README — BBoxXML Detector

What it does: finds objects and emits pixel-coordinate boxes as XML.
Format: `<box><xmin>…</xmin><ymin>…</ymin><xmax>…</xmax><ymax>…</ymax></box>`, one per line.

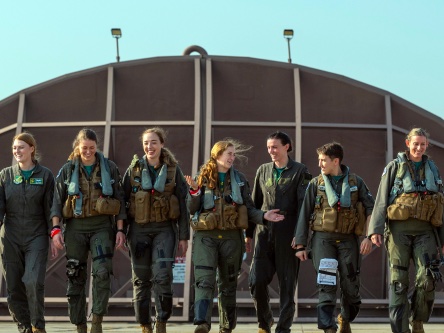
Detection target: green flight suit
<box><xmin>0</xmin><ymin>163</ymin><xmax>54</xmax><ymax>333</ymax></box>
<box><xmin>246</xmin><ymin>158</ymin><xmax>310</xmax><ymax>333</ymax></box>
<box><xmin>188</xmin><ymin>168</ymin><xmax>264</xmax><ymax>332</ymax></box>
<box><xmin>122</xmin><ymin>160</ymin><xmax>190</xmax><ymax>325</ymax></box>
<box><xmin>368</xmin><ymin>152</ymin><xmax>444</xmax><ymax>333</ymax></box>
<box><xmin>50</xmin><ymin>155</ymin><xmax>126</xmax><ymax>326</ymax></box>
<box><xmin>294</xmin><ymin>165</ymin><xmax>374</xmax><ymax>331</ymax></box>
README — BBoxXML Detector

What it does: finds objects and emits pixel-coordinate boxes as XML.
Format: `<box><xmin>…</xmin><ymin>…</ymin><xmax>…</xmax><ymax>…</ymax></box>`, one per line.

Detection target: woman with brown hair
<box><xmin>50</xmin><ymin>128</ymin><xmax>126</xmax><ymax>333</ymax></box>
<box><xmin>0</xmin><ymin>132</ymin><xmax>55</xmax><ymax>333</ymax></box>
<box><xmin>122</xmin><ymin>127</ymin><xmax>189</xmax><ymax>333</ymax></box>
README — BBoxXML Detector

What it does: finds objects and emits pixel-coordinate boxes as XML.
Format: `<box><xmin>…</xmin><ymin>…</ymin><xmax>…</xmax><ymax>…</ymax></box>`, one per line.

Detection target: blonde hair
<box><xmin>197</xmin><ymin>139</ymin><xmax>251</xmax><ymax>189</ymax></box>
<box><xmin>13</xmin><ymin>132</ymin><xmax>40</xmax><ymax>163</ymax></box>
<box><xmin>68</xmin><ymin>128</ymin><xmax>99</xmax><ymax>160</ymax></box>
<box><xmin>406</xmin><ymin>127</ymin><xmax>430</xmax><ymax>141</ymax></box>
<box><xmin>141</xmin><ymin>127</ymin><xmax>178</xmax><ymax>166</ymax></box>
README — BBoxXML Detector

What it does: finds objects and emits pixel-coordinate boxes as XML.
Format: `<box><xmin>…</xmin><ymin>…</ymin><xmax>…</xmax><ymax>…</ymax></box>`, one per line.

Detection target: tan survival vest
<box><xmin>128</xmin><ymin>160</ymin><xmax>180</xmax><ymax>223</ymax></box>
<box><xmin>191</xmin><ymin>173</ymin><xmax>248</xmax><ymax>231</ymax></box>
<box><xmin>310</xmin><ymin>174</ymin><xmax>366</xmax><ymax>235</ymax></box>
<box><xmin>387</xmin><ymin>158</ymin><xmax>443</xmax><ymax>226</ymax></box>
<box><xmin>62</xmin><ymin>164</ymin><xmax>103</xmax><ymax>218</ymax></box>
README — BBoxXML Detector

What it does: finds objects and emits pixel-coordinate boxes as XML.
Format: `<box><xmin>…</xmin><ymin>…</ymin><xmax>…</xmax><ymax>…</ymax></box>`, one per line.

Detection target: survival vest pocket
<box><xmin>235</xmin><ymin>205</ymin><xmax>248</xmax><ymax>229</ymax></box>
<box><xmin>431</xmin><ymin>193</ymin><xmax>444</xmax><ymax>227</ymax></box>
<box><xmin>168</xmin><ymin>194</ymin><xmax>180</xmax><ymax>220</ymax></box>
<box><xmin>354</xmin><ymin>201</ymin><xmax>366</xmax><ymax>236</ymax></box>
<box><xmin>62</xmin><ymin>195</ymin><xmax>75</xmax><ymax>219</ymax></box>
<box><xmin>95</xmin><ymin>197</ymin><xmax>121</xmax><ymax>216</ymax></box>
<box><xmin>387</xmin><ymin>203</ymin><xmax>410</xmax><ymax>220</ymax></box>
<box><xmin>190</xmin><ymin>212</ymin><xmax>217</xmax><ymax>231</ymax></box>
<box><xmin>222</xmin><ymin>204</ymin><xmax>238</xmax><ymax>229</ymax></box>
<box><xmin>135</xmin><ymin>191</ymin><xmax>150</xmax><ymax>223</ymax></box>
<box><xmin>321</xmin><ymin>207</ymin><xmax>337</xmax><ymax>232</ymax></box>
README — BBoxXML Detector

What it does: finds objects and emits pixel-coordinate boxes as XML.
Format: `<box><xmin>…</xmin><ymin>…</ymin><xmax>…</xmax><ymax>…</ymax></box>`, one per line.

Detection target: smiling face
<box><xmin>143</xmin><ymin>132</ymin><xmax>164</xmax><ymax>165</ymax></box>
<box><xmin>406</xmin><ymin>135</ymin><xmax>428</xmax><ymax>162</ymax></box>
<box><xmin>78</xmin><ymin>139</ymin><xmax>97</xmax><ymax>165</ymax></box>
<box><xmin>267</xmin><ymin>138</ymin><xmax>289</xmax><ymax>166</ymax></box>
<box><xmin>13</xmin><ymin>139</ymin><xmax>34</xmax><ymax>165</ymax></box>
<box><xmin>216</xmin><ymin>145</ymin><xmax>235</xmax><ymax>173</ymax></box>
<box><xmin>318</xmin><ymin>153</ymin><xmax>340</xmax><ymax>176</ymax></box>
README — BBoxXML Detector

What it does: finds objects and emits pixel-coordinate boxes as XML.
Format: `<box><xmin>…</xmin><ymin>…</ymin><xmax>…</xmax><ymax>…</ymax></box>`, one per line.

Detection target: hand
<box><xmin>178</xmin><ymin>240</ymin><xmax>188</xmax><ymax>257</ymax></box>
<box><xmin>291</xmin><ymin>237</ymin><xmax>297</xmax><ymax>249</ymax></box>
<box><xmin>245</xmin><ymin>237</ymin><xmax>252</xmax><ymax>253</ymax></box>
<box><xmin>115</xmin><ymin>232</ymin><xmax>126</xmax><ymax>250</ymax></box>
<box><xmin>185</xmin><ymin>175</ymin><xmax>198</xmax><ymax>191</ymax></box>
<box><xmin>264</xmin><ymin>209</ymin><xmax>285</xmax><ymax>222</ymax></box>
<box><xmin>52</xmin><ymin>232</ymin><xmax>64</xmax><ymax>250</ymax></box>
<box><xmin>360</xmin><ymin>237</ymin><xmax>373</xmax><ymax>255</ymax></box>
<box><xmin>295</xmin><ymin>246</ymin><xmax>308</xmax><ymax>261</ymax></box>
<box><xmin>50</xmin><ymin>234</ymin><xmax>64</xmax><ymax>259</ymax></box>
<box><xmin>370</xmin><ymin>234</ymin><xmax>383</xmax><ymax>247</ymax></box>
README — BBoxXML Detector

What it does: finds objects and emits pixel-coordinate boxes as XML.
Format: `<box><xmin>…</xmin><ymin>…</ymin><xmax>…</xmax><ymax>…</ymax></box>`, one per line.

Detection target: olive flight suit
<box><xmin>294</xmin><ymin>165</ymin><xmax>374</xmax><ymax>331</ymax></box>
<box><xmin>50</xmin><ymin>154</ymin><xmax>126</xmax><ymax>326</ymax></box>
<box><xmin>368</xmin><ymin>152</ymin><xmax>444</xmax><ymax>333</ymax></box>
<box><xmin>0</xmin><ymin>163</ymin><xmax>54</xmax><ymax>333</ymax></box>
<box><xmin>246</xmin><ymin>158</ymin><xmax>311</xmax><ymax>333</ymax></box>
<box><xmin>188</xmin><ymin>168</ymin><xmax>264</xmax><ymax>332</ymax></box>
<box><xmin>122</xmin><ymin>157</ymin><xmax>190</xmax><ymax>326</ymax></box>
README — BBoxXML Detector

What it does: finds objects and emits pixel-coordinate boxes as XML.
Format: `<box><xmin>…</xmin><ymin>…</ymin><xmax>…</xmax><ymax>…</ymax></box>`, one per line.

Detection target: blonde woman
<box><xmin>368</xmin><ymin>128</ymin><xmax>444</xmax><ymax>333</ymax></box>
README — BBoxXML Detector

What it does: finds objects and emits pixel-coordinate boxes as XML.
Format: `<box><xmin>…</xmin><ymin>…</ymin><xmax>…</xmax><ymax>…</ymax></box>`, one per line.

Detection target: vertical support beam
<box><xmin>384</xmin><ymin>94</ymin><xmax>393</xmax><ymax>302</ymax></box>
<box><xmin>294</xmin><ymin>68</ymin><xmax>302</xmax><ymax>162</ymax></box>
<box><xmin>182</xmin><ymin>58</ymin><xmax>203</xmax><ymax>321</ymax></box>
<box><xmin>385</xmin><ymin>95</ymin><xmax>393</xmax><ymax>164</ymax></box>
<box><xmin>103</xmin><ymin>66</ymin><xmax>114</xmax><ymax>157</ymax></box>
<box><xmin>192</xmin><ymin>58</ymin><xmax>202</xmax><ymax>176</ymax></box>
<box><xmin>293</xmin><ymin>66</ymin><xmax>302</xmax><ymax>320</ymax></box>
<box><xmin>204</xmin><ymin>58</ymin><xmax>213</xmax><ymax>162</ymax></box>
<box><xmin>12</xmin><ymin>93</ymin><xmax>26</xmax><ymax>165</ymax></box>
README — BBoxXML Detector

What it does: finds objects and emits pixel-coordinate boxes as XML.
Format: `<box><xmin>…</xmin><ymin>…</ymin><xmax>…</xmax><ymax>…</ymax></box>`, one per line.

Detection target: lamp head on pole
<box><xmin>111</xmin><ymin>28</ymin><xmax>122</xmax><ymax>38</ymax></box>
<box><xmin>283</xmin><ymin>29</ymin><xmax>294</xmax><ymax>63</ymax></box>
<box><xmin>283</xmin><ymin>29</ymin><xmax>294</xmax><ymax>40</ymax></box>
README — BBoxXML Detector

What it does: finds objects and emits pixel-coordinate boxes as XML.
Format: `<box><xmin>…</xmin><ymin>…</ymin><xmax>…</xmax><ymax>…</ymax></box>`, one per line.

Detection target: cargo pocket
<box><xmin>135</xmin><ymin>191</ymin><xmax>150</xmax><ymax>223</ymax></box>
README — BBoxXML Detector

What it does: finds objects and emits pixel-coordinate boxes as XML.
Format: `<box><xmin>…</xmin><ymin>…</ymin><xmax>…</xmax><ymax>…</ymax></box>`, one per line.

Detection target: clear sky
<box><xmin>1</xmin><ymin>1</ymin><xmax>443</xmax><ymax>119</ymax></box>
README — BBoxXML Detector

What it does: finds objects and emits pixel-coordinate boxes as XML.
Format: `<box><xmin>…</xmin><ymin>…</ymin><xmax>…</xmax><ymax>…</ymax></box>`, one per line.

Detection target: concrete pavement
<box><xmin>0</xmin><ymin>322</ymin><xmax>443</xmax><ymax>332</ymax></box>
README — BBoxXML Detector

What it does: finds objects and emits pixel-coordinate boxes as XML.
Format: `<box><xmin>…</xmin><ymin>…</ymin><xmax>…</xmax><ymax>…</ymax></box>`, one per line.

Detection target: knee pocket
<box><xmin>153</xmin><ymin>271</ymin><xmax>172</xmax><ymax>286</ymax></box>
<box><xmin>392</xmin><ymin>281</ymin><xmax>408</xmax><ymax>295</ymax></box>
<box><xmin>195</xmin><ymin>278</ymin><xmax>214</xmax><ymax>290</ymax></box>
<box><xmin>92</xmin><ymin>266</ymin><xmax>111</xmax><ymax>282</ymax></box>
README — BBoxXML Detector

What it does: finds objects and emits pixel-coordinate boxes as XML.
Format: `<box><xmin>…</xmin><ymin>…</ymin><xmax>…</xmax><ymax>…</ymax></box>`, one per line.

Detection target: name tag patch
<box><xmin>30</xmin><ymin>178</ymin><xmax>44</xmax><ymax>185</ymax></box>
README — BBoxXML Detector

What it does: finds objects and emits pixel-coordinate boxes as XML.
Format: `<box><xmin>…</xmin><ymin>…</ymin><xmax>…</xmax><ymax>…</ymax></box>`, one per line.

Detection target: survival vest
<box><xmin>190</xmin><ymin>169</ymin><xmax>248</xmax><ymax>231</ymax></box>
<box><xmin>387</xmin><ymin>154</ymin><xmax>443</xmax><ymax>226</ymax></box>
<box><xmin>62</xmin><ymin>162</ymin><xmax>108</xmax><ymax>218</ymax></box>
<box><xmin>310</xmin><ymin>173</ymin><xmax>366</xmax><ymax>235</ymax></box>
<box><xmin>128</xmin><ymin>157</ymin><xmax>180</xmax><ymax>223</ymax></box>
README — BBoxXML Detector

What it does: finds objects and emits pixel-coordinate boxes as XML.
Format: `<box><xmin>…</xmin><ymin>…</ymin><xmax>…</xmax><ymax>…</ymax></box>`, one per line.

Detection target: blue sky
<box><xmin>1</xmin><ymin>1</ymin><xmax>443</xmax><ymax>119</ymax></box>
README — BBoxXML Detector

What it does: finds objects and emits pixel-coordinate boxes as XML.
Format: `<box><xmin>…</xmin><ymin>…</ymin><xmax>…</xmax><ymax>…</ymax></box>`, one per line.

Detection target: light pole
<box><xmin>111</xmin><ymin>28</ymin><xmax>122</xmax><ymax>62</ymax></box>
<box><xmin>283</xmin><ymin>29</ymin><xmax>294</xmax><ymax>63</ymax></box>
